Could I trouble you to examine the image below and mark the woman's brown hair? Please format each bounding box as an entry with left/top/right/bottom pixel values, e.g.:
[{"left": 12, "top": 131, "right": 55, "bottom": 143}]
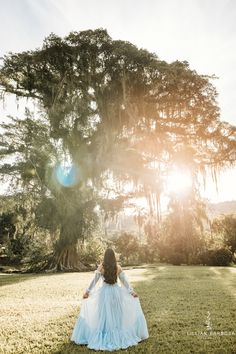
[{"left": 102, "top": 248, "right": 117, "bottom": 284}]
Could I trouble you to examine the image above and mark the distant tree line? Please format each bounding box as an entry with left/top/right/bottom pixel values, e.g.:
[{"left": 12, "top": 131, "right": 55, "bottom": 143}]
[{"left": 0, "top": 191, "right": 235, "bottom": 270}]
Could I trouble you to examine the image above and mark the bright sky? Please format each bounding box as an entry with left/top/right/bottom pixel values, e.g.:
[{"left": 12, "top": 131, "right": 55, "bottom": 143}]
[{"left": 0, "top": 0, "right": 236, "bottom": 202}]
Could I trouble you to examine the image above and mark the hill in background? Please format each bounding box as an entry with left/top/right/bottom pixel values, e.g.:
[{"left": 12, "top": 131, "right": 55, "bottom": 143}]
[{"left": 207, "top": 200, "right": 236, "bottom": 219}]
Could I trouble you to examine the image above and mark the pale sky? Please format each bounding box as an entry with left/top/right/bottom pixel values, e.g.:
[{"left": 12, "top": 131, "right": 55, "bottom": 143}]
[{"left": 0, "top": 0, "right": 236, "bottom": 202}]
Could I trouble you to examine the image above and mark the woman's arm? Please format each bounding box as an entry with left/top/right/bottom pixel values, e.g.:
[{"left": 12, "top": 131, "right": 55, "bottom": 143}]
[
  {"left": 118, "top": 266, "right": 138, "bottom": 297},
  {"left": 83, "top": 266, "right": 102, "bottom": 298}
]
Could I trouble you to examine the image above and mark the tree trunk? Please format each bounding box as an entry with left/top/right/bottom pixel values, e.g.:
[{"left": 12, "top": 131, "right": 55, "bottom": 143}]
[{"left": 46, "top": 243, "right": 90, "bottom": 272}]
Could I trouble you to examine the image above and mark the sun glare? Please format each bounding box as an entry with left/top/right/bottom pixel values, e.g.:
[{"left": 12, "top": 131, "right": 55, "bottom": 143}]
[{"left": 166, "top": 170, "right": 192, "bottom": 195}]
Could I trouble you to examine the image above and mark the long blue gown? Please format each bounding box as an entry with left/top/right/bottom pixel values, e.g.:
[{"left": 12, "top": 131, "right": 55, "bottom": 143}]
[{"left": 70, "top": 268, "right": 149, "bottom": 351}]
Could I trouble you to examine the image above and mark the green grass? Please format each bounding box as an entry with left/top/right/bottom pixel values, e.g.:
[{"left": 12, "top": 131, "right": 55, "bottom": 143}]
[{"left": 0, "top": 265, "right": 236, "bottom": 354}]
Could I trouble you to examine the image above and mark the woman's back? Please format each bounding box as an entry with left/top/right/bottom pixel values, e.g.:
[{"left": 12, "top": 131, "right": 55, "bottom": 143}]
[
  {"left": 98, "top": 262, "right": 122, "bottom": 284},
  {"left": 98, "top": 262, "right": 122, "bottom": 275},
  {"left": 71, "top": 248, "right": 149, "bottom": 350}
]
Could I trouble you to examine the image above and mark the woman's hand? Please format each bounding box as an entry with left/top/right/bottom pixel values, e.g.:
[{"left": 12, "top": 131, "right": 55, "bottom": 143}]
[
  {"left": 131, "top": 291, "right": 138, "bottom": 298},
  {"left": 83, "top": 291, "right": 89, "bottom": 299}
]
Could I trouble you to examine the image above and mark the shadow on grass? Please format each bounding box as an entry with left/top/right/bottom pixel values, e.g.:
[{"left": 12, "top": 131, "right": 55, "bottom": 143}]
[
  {"left": 0, "top": 271, "right": 76, "bottom": 287},
  {"left": 0, "top": 264, "right": 158, "bottom": 289},
  {"left": 0, "top": 263, "right": 162, "bottom": 288}
]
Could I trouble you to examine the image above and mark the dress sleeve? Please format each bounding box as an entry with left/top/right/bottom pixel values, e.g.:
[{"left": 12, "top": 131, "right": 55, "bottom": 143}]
[
  {"left": 86, "top": 270, "right": 102, "bottom": 294},
  {"left": 118, "top": 271, "right": 134, "bottom": 294}
]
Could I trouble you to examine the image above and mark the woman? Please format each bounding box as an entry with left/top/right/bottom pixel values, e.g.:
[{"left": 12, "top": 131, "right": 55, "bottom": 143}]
[{"left": 71, "top": 248, "right": 149, "bottom": 351}]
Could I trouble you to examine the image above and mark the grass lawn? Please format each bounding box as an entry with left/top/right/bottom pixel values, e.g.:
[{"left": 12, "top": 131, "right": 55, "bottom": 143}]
[{"left": 0, "top": 264, "right": 235, "bottom": 354}]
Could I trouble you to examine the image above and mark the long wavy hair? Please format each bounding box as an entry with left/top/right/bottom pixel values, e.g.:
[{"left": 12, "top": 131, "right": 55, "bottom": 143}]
[{"left": 102, "top": 248, "right": 118, "bottom": 284}]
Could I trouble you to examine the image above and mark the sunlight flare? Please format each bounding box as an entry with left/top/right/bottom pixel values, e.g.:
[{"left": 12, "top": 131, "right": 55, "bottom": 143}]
[{"left": 166, "top": 169, "right": 192, "bottom": 195}]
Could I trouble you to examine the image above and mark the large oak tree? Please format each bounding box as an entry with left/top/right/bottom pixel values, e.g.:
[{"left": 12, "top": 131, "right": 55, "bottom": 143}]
[{"left": 0, "top": 29, "right": 235, "bottom": 270}]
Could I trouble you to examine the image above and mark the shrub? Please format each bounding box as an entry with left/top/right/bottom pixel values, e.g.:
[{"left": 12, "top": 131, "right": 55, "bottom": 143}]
[
  {"left": 200, "top": 250, "right": 213, "bottom": 265},
  {"left": 232, "top": 253, "right": 236, "bottom": 264},
  {"left": 79, "top": 238, "right": 106, "bottom": 266},
  {"left": 211, "top": 248, "right": 233, "bottom": 266},
  {"left": 200, "top": 247, "right": 233, "bottom": 266},
  {"left": 137, "top": 243, "right": 160, "bottom": 264},
  {"left": 168, "top": 252, "right": 183, "bottom": 265}
]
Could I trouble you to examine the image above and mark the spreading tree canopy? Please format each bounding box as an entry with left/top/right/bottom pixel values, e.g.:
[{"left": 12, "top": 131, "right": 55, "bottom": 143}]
[{"left": 0, "top": 28, "right": 235, "bottom": 270}]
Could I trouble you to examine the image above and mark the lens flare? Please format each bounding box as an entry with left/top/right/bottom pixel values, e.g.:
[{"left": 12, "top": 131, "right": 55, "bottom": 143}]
[{"left": 54, "top": 162, "right": 80, "bottom": 187}]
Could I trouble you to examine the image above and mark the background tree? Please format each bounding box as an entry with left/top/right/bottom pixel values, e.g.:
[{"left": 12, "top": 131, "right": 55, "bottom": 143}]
[
  {"left": 0, "top": 192, "right": 52, "bottom": 268},
  {"left": 114, "top": 232, "right": 139, "bottom": 264},
  {"left": 211, "top": 214, "right": 236, "bottom": 255},
  {"left": 157, "top": 192, "right": 208, "bottom": 265}
]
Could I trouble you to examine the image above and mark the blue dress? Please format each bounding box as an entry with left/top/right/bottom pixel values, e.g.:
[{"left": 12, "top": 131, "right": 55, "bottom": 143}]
[{"left": 70, "top": 268, "right": 149, "bottom": 351}]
